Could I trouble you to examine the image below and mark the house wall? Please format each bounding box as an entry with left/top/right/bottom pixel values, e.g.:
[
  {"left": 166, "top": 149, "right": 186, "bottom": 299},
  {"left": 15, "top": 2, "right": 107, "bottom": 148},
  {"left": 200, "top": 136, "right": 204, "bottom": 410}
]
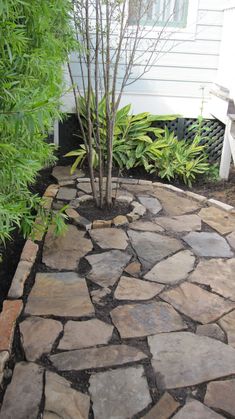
[{"left": 63, "top": 0, "right": 225, "bottom": 118}]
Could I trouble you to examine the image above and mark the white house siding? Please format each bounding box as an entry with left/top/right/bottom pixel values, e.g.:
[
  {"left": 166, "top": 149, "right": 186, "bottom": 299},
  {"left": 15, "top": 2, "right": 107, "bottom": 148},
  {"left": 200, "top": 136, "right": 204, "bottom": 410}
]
[{"left": 63, "top": 0, "right": 225, "bottom": 118}]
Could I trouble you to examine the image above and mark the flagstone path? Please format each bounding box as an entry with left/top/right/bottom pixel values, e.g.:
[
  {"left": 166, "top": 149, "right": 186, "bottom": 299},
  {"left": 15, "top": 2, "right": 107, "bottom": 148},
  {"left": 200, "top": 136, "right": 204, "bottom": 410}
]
[{"left": 1, "top": 171, "right": 235, "bottom": 418}]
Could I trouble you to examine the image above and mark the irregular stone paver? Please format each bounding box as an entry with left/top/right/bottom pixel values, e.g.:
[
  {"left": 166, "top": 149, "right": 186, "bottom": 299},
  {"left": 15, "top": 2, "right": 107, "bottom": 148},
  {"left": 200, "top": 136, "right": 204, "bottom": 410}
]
[
  {"left": 114, "top": 276, "right": 164, "bottom": 300},
  {"left": 196, "top": 324, "right": 225, "bottom": 342},
  {"left": 153, "top": 187, "right": 200, "bottom": 215},
  {"left": 144, "top": 250, "right": 195, "bottom": 284},
  {"left": 115, "top": 189, "right": 134, "bottom": 203},
  {"left": 138, "top": 195, "right": 162, "bottom": 214},
  {"left": 129, "top": 220, "right": 164, "bottom": 232},
  {"left": 8, "top": 260, "right": 32, "bottom": 298},
  {"left": 0, "top": 351, "right": 9, "bottom": 374},
  {"left": 19, "top": 317, "right": 63, "bottom": 361},
  {"left": 43, "top": 225, "right": 93, "bottom": 270},
  {"left": 149, "top": 332, "right": 235, "bottom": 389},
  {"left": 112, "top": 215, "right": 128, "bottom": 226},
  {"left": 25, "top": 272, "right": 94, "bottom": 317},
  {"left": 219, "top": 310, "right": 235, "bottom": 348},
  {"left": 172, "top": 399, "right": 224, "bottom": 419},
  {"left": 204, "top": 379, "right": 235, "bottom": 417},
  {"left": 89, "top": 366, "right": 151, "bottom": 419},
  {"left": 143, "top": 392, "right": 180, "bottom": 419},
  {"left": 0, "top": 300, "right": 23, "bottom": 351},
  {"left": 44, "top": 371, "right": 90, "bottom": 419},
  {"left": 77, "top": 182, "right": 93, "bottom": 194},
  {"left": 189, "top": 258, "right": 235, "bottom": 300},
  {"left": 111, "top": 302, "right": 186, "bottom": 338},
  {"left": 124, "top": 261, "right": 142, "bottom": 276},
  {"left": 227, "top": 231, "right": 235, "bottom": 249},
  {"left": 160, "top": 282, "right": 234, "bottom": 323},
  {"left": 122, "top": 183, "right": 154, "bottom": 194},
  {"left": 89, "top": 228, "right": 129, "bottom": 250},
  {"left": 184, "top": 231, "right": 233, "bottom": 257},
  {"left": 155, "top": 214, "right": 201, "bottom": 232},
  {"left": 21, "top": 240, "right": 39, "bottom": 263},
  {"left": 90, "top": 287, "right": 111, "bottom": 306},
  {"left": 128, "top": 230, "right": 183, "bottom": 269},
  {"left": 52, "top": 165, "right": 84, "bottom": 181},
  {"left": 56, "top": 187, "right": 77, "bottom": 201},
  {"left": 85, "top": 250, "right": 131, "bottom": 287},
  {"left": 50, "top": 344, "right": 147, "bottom": 370},
  {"left": 198, "top": 206, "right": 235, "bottom": 235},
  {"left": 0, "top": 362, "right": 43, "bottom": 419},
  {"left": 58, "top": 319, "right": 113, "bottom": 350}
]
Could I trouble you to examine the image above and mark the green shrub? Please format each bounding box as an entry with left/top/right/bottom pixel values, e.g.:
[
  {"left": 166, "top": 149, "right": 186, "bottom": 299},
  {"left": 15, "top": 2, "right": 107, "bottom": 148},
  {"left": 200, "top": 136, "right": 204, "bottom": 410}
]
[{"left": 0, "top": 0, "right": 74, "bottom": 244}]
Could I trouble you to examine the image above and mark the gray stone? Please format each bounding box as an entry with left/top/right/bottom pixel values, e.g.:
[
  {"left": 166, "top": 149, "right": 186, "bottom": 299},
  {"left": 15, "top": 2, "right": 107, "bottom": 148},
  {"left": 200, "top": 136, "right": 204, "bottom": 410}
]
[
  {"left": 183, "top": 232, "right": 233, "bottom": 258},
  {"left": 138, "top": 195, "right": 162, "bottom": 214},
  {"left": 114, "top": 276, "right": 164, "bottom": 300},
  {"left": 153, "top": 187, "right": 200, "bottom": 215},
  {"left": 50, "top": 344, "right": 148, "bottom": 371},
  {"left": 111, "top": 302, "right": 186, "bottom": 338},
  {"left": 172, "top": 399, "right": 224, "bottom": 419},
  {"left": 44, "top": 371, "right": 90, "bottom": 419},
  {"left": 0, "top": 362, "right": 43, "bottom": 419},
  {"left": 52, "top": 166, "right": 84, "bottom": 182},
  {"left": 129, "top": 220, "right": 164, "bottom": 233},
  {"left": 227, "top": 231, "right": 235, "bottom": 250},
  {"left": 198, "top": 206, "right": 235, "bottom": 235},
  {"left": 189, "top": 258, "right": 235, "bottom": 300},
  {"left": 58, "top": 319, "right": 113, "bottom": 350},
  {"left": 155, "top": 214, "right": 201, "bottom": 232},
  {"left": 196, "top": 324, "right": 225, "bottom": 342},
  {"left": 85, "top": 250, "right": 131, "bottom": 287},
  {"left": 0, "top": 351, "right": 9, "bottom": 373},
  {"left": 219, "top": 310, "right": 235, "bottom": 348},
  {"left": 89, "top": 228, "right": 129, "bottom": 250},
  {"left": 43, "top": 225, "right": 93, "bottom": 270},
  {"left": 160, "top": 282, "right": 234, "bottom": 323},
  {"left": 20, "top": 317, "right": 63, "bottom": 361},
  {"left": 8, "top": 260, "right": 32, "bottom": 298},
  {"left": 122, "top": 183, "right": 154, "bottom": 194},
  {"left": 56, "top": 187, "right": 77, "bottom": 201},
  {"left": 144, "top": 250, "right": 195, "bottom": 284},
  {"left": 25, "top": 272, "right": 94, "bottom": 317},
  {"left": 205, "top": 379, "right": 235, "bottom": 417},
  {"left": 77, "top": 182, "right": 93, "bottom": 194},
  {"left": 89, "top": 366, "right": 151, "bottom": 419},
  {"left": 115, "top": 189, "right": 134, "bottom": 203},
  {"left": 143, "top": 392, "right": 180, "bottom": 419},
  {"left": 148, "top": 332, "right": 235, "bottom": 389},
  {"left": 128, "top": 230, "right": 183, "bottom": 269},
  {"left": 90, "top": 287, "right": 111, "bottom": 306}
]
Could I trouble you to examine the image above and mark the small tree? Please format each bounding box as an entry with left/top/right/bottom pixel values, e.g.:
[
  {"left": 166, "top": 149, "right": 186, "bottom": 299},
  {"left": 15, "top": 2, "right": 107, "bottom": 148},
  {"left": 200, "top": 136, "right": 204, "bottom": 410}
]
[{"left": 69, "top": 0, "right": 182, "bottom": 207}]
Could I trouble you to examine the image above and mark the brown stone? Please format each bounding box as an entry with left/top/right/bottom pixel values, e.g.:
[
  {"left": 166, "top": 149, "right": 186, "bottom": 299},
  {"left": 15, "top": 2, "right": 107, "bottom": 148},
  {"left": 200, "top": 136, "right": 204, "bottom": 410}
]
[
  {"left": 42, "top": 196, "right": 53, "bottom": 210},
  {"left": 0, "top": 300, "right": 22, "bottom": 351},
  {"left": 227, "top": 231, "right": 235, "bottom": 250},
  {"left": 205, "top": 379, "right": 235, "bottom": 417},
  {"left": 160, "top": 282, "right": 234, "bottom": 323},
  {"left": 198, "top": 206, "right": 235, "bottom": 235},
  {"left": 90, "top": 287, "right": 111, "bottom": 306},
  {"left": 92, "top": 219, "right": 112, "bottom": 229},
  {"left": 42, "top": 225, "right": 93, "bottom": 270},
  {"left": 155, "top": 214, "right": 201, "bottom": 232},
  {"left": 58, "top": 319, "right": 113, "bottom": 350},
  {"left": 124, "top": 261, "right": 142, "bottom": 276},
  {"left": 111, "top": 302, "right": 186, "bottom": 338},
  {"left": 122, "top": 183, "right": 154, "bottom": 194},
  {"left": 112, "top": 215, "right": 128, "bottom": 226},
  {"left": 172, "top": 399, "right": 224, "bottom": 419},
  {"left": 219, "top": 310, "right": 235, "bottom": 348},
  {"left": 44, "top": 184, "right": 59, "bottom": 198},
  {"left": 52, "top": 166, "right": 84, "bottom": 181},
  {"left": 8, "top": 260, "right": 32, "bottom": 298},
  {"left": 0, "top": 351, "right": 9, "bottom": 374},
  {"left": 196, "top": 324, "right": 225, "bottom": 342},
  {"left": 89, "top": 228, "right": 129, "bottom": 250},
  {"left": 143, "top": 392, "right": 180, "bottom": 419},
  {"left": 25, "top": 272, "right": 94, "bottom": 317},
  {"left": 20, "top": 317, "right": 63, "bottom": 361},
  {"left": 50, "top": 344, "right": 148, "bottom": 371},
  {"left": 153, "top": 187, "right": 199, "bottom": 215},
  {"left": 129, "top": 220, "right": 164, "bottom": 233},
  {"left": 114, "top": 276, "right": 164, "bottom": 300},
  {"left": 20, "top": 240, "right": 39, "bottom": 263}
]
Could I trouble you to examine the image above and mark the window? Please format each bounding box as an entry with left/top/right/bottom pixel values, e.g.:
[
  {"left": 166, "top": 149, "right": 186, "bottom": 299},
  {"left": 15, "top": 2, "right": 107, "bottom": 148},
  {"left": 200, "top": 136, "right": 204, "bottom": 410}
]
[{"left": 128, "top": 0, "right": 189, "bottom": 28}]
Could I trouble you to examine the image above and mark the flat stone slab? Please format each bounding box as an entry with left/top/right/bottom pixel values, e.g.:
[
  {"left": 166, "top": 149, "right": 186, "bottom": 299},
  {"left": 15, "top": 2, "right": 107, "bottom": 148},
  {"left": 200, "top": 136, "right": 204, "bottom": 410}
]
[
  {"left": 198, "top": 206, "right": 235, "bottom": 235},
  {"left": 196, "top": 324, "right": 225, "bottom": 342},
  {"left": 148, "top": 332, "right": 235, "bottom": 389},
  {"left": 124, "top": 261, "right": 142, "bottom": 276},
  {"left": 114, "top": 276, "right": 164, "bottom": 300},
  {"left": 172, "top": 399, "right": 224, "bottom": 419},
  {"left": 58, "top": 319, "right": 113, "bottom": 350},
  {"left": 0, "top": 300, "right": 23, "bottom": 352},
  {"left": 0, "top": 362, "right": 43, "bottom": 419},
  {"left": 155, "top": 214, "right": 201, "bottom": 232},
  {"left": 25, "top": 272, "right": 94, "bottom": 317},
  {"left": 50, "top": 344, "right": 147, "bottom": 371},
  {"left": 160, "top": 282, "right": 234, "bottom": 323},
  {"left": 89, "top": 366, "right": 151, "bottom": 419},
  {"left": 44, "top": 371, "right": 90, "bottom": 419},
  {"left": 144, "top": 250, "right": 195, "bottom": 285},
  {"left": 205, "top": 379, "right": 235, "bottom": 417},
  {"left": 89, "top": 228, "right": 129, "bottom": 250},
  {"left": 189, "top": 258, "right": 235, "bottom": 300},
  {"left": 227, "top": 231, "right": 235, "bottom": 250},
  {"left": 184, "top": 232, "right": 233, "bottom": 258},
  {"left": 153, "top": 188, "right": 200, "bottom": 215},
  {"left": 52, "top": 166, "right": 84, "bottom": 181},
  {"left": 128, "top": 230, "right": 183, "bottom": 269},
  {"left": 43, "top": 225, "right": 93, "bottom": 270},
  {"left": 138, "top": 195, "right": 162, "bottom": 214},
  {"left": 20, "top": 317, "right": 63, "bottom": 361},
  {"left": 219, "top": 310, "right": 235, "bottom": 348},
  {"left": 77, "top": 182, "right": 93, "bottom": 194},
  {"left": 85, "top": 250, "right": 131, "bottom": 287},
  {"left": 143, "top": 392, "right": 180, "bottom": 419},
  {"left": 129, "top": 220, "right": 164, "bottom": 233},
  {"left": 111, "top": 302, "right": 186, "bottom": 338},
  {"left": 56, "top": 187, "right": 77, "bottom": 201}
]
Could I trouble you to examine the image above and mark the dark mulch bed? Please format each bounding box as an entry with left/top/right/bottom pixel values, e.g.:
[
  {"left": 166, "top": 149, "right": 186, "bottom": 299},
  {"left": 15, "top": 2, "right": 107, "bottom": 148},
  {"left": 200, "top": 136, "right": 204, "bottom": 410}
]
[{"left": 78, "top": 199, "right": 130, "bottom": 221}]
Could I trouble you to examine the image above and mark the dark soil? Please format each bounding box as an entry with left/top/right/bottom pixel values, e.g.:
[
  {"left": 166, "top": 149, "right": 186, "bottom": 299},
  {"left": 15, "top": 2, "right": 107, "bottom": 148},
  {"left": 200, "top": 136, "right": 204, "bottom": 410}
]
[{"left": 77, "top": 199, "right": 131, "bottom": 221}]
